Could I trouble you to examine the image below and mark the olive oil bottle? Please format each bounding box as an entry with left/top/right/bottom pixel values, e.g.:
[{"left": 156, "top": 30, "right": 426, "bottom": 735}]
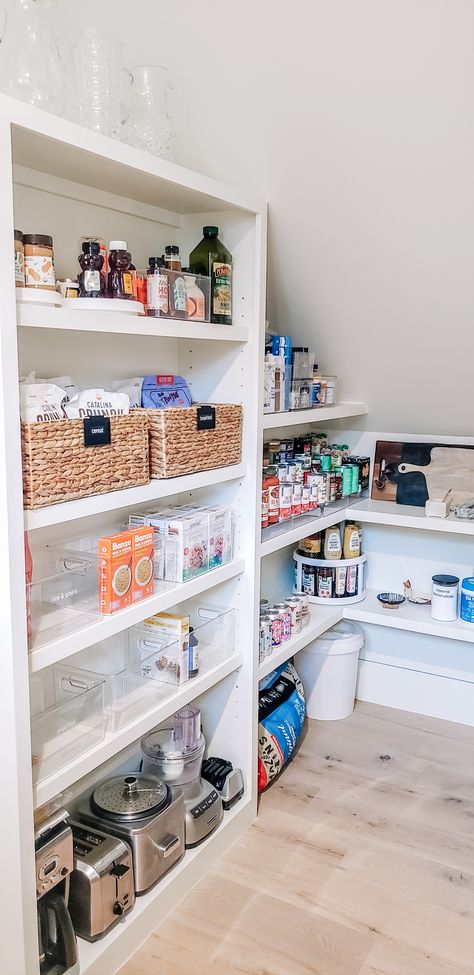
[{"left": 189, "top": 226, "right": 232, "bottom": 325}]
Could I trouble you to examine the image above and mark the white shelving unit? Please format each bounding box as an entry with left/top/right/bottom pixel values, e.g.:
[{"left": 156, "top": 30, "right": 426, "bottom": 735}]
[
  {"left": 0, "top": 95, "right": 266, "bottom": 975},
  {"left": 262, "top": 402, "right": 367, "bottom": 430},
  {"left": 258, "top": 605, "right": 342, "bottom": 680}
]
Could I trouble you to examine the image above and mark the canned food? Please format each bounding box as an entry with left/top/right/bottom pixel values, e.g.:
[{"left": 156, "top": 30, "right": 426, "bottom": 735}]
[
  {"left": 286, "top": 461, "right": 297, "bottom": 483},
  {"left": 279, "top": 482, "right": 293, "bottom": 520},
  {"left": 277, "top": 462, "right": 289, "bottom": 482},
  {"left": 317, "top": 474, "right": 329, "bottom": 505},
  {"left": 301, "top": 484, "right": 311, "bottom": 512},
  {"left": 259, "top": 614, "right": 273, "bottom": 658},
  {"left": 286, "top": 597, "right": 302, "bottom": 634},
  {"left": 309, "top": 484, "right": 318, "bottom": 510},
  {"left": 260, "top": 598, "right": 269, "bottom": 613},
  {"left": 274, "top": 603, "right": 291, "bottom": 641},
  {"left": 299, "top": 592, "right": 309, "bottom": 626},
  {"left": 292, "top": 482, "right": 302, "bottom": 517},
  {"left": 267, "top": 610, "right": 282, "bottom": 646}
]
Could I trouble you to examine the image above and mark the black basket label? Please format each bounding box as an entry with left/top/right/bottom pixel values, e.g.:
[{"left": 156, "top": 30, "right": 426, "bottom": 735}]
[
  {"left": 197, "top": 406, "right": 216, "bottom": 431},
  {"left": 83, "top": 416, "right": 111, "bottom": 447}
]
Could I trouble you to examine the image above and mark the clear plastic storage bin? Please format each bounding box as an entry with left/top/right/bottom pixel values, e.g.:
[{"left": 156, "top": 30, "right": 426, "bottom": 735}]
[
  {"left": 30, "top": 666, "right": 106, "bottom": 784},
  {"left": 28, "top": 549, "right": 100, "bottom": 651}
]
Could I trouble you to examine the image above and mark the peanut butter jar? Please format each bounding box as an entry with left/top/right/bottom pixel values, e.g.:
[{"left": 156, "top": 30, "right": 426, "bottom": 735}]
[{"left": 24, "top": 234, "right": 55, "bottom": 291}]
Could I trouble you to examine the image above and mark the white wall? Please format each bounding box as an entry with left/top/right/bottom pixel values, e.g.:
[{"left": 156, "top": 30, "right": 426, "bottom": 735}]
[{"left": 56, "top": 0, "right": 474, "bottom": 435}]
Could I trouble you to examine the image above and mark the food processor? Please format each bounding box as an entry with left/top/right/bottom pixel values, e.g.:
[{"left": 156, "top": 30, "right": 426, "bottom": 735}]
[{"left": 141, "top": 707, "right": 223, "bottom": 848}]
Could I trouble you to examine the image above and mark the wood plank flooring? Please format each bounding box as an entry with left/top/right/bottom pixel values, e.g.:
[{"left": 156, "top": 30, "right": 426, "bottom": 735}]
[{"left": 119, "top": 702, "right": 474, "bottom": 975}]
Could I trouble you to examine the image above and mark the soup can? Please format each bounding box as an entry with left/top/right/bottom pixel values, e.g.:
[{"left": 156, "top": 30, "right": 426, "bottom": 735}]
[
  {"left": 259, "top": 615, "right": 273, "bottom": 658},
  {"left": 286, "top": 596, "right": 302, "bottom": 634},
  {"left": 274, "top": 602, "right": 291, "bottom": 642},
  {"left": 267, "top": 610, "right": 282, "bottom": 646}
]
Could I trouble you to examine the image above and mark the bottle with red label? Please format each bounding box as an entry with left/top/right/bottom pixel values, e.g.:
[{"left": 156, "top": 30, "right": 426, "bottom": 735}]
[
  {"left": 261, "top": 475, "right": 269, "bottom": 529},
  {"left": 263, "top": 467, "right": 280, "bottom": 525}
]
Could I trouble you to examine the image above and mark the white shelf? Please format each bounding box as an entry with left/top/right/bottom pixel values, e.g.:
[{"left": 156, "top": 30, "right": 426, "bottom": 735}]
[
  {"left": 346, "top": 588, "right": 474, "bottom": 644},
  {"left": 78, "top": 798, "right": 254, "bottom": 975},
  {"left": 258, "top": 605, "right": 342, "bottom": 680},
  {"left": 350, "top": 498, "right": 474, "bottom": 536},
  {"left": 29, "top": 558, "right": 245, "bottom": 672},
  {"left": 260, "top": 505, "right": 348, "bottom": 557},
  {"left": 262, "top": 402, "right": 367, "bottom": 430},
  {"left": 17, "top": 303, "right": 249, "bottom": 343},
  {"left": 25, "top": 463, "right": 247, "bottom": 531},
  {"left": 34, "top": 651, "right": 243, "bottom": 809}
]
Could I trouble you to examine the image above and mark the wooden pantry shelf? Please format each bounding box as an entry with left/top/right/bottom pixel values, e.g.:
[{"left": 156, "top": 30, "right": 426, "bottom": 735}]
[
  {"left": 345, "top": 588, "right": 474, "bottom": 643},
  {"left": 24, "top": 462, "right": 247, "bottom": 530},
  {"left": 262, "top": 402, "right": 367, "bottom": 430},
  {"left": 29, "top": 558, "right": 245, "bottom": 672},
  {"left": 33, "top": 650, "right": 243, "bottom": 808},
  {"left": 17, "top": 303, "right": 250, "bottom": 342},
  {"left": 350, "top": 498, "right": 474, "bottom": 536},
  {"left": 258, "top": 605, "right": 342, "bottom": 680}
]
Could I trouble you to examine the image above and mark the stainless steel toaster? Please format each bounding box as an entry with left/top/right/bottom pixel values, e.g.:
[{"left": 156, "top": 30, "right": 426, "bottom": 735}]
[{"left": 68, "top": 821, "right": 135, "bottom": 942}]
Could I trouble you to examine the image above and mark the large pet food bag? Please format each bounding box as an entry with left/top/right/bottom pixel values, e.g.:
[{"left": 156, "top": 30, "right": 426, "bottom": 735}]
[{"left": 258, "top": 662, "right": 306, "bottom": 792}]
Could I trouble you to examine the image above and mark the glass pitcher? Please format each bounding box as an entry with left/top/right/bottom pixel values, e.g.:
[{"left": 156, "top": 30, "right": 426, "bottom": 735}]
[
  {"left": 122, "top": 65, "right": 176, "bottom": 161},
  {"left": 0, "top": 0, "right": 65, "bottom": 116},
  {"left": 68, "top": 27, "right": 122, "bottom": 138}
]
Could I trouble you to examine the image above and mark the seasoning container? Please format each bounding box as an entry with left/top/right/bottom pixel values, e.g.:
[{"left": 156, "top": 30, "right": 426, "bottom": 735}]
[
  {"left": 108, "top": 241, "right": 134, "bottom": 299},
  {"left": 78, "top": 240, "right": 106, "bottom": 297},
  {"left": 431, "top": 574, "right": 459, "bottom": 621},
  {"left": 24, "top": 234, "right": 55, "bottom": 291},
  {"left": 460, "top": 578, "right": 474, "bottom": 623},
  {"left": 14, "top": 230, "right": 24, "bottom": 287},
  {"left": 147, "top": 257, "right": 169, "bottom": 317}
]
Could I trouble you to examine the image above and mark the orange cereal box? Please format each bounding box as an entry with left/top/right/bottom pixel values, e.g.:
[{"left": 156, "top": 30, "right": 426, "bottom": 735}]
[
  {"left": 131, "top": 525, "right": 155, "bottom": 603},
  {"left": 99, "top": 531, "right": 133, "bottom": 614}
]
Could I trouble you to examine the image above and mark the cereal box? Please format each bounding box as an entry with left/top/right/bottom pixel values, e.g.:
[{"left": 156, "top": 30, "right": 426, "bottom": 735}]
[
  {"left": 131, "top": 526, "right": 154, "bottom": 603},
  {"left": 98, "top": 531, "right": 133, "bottom": 614},
  {"left": 139, "top": 611, "right": 190, "bottom": 684}
]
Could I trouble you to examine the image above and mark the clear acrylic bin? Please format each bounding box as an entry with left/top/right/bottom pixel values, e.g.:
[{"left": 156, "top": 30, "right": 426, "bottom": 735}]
[
  {"left": 30, "top": 666, "right": 106, "bottom": 784},
  {"left": 63, "top": 602, "right": 237, "bottom": 732},
  {"left": 28, "top": 549, "right": 100, "bottom": 651},
  {"left": 147, "top": 270, "right": 211, "bottom": 322}
]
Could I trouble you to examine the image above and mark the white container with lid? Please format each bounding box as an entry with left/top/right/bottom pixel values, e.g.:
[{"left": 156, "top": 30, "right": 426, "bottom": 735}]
[
  {"left": 297, "top": 621, "right": 364, "bottom": 720},
  {"left": 431, "top": 574, "right": 459, "bottom": 622}
]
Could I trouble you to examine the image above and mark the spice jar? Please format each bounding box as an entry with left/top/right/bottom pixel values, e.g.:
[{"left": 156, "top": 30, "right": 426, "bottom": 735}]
[
  {"left": 14, "top": 230, "right": 24, "bottom": 287},
  {"left": 24, "top": 234, "right": 55, "bottom": 291}
]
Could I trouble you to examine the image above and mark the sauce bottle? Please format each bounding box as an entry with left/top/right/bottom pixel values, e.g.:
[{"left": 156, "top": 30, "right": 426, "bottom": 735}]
[
  {"left": 78, "top": 240, "right": 106, "bottom": 297},
  {"left": 189, "top": 226, "right": 233, "bottom": 325},
  {"left": 147, "top": 257, "right": 169, "bottom": 317},
  {"left": 324, "top": 526, "right": 342, "bottom": 560},
  {"left": 343, "top": 523, "right": 361, "bottom": 559},
  {"left": 264, "top": 467, "right": 280, "bottom": 525},
  {"left": 108, "top": 240, "right": 134, "bottom": 300},
  {"left": 164, "top": 244, "right": 182, "bottom": 270}
]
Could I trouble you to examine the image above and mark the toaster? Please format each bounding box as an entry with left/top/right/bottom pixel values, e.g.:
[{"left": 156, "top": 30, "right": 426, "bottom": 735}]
[{"left": 68, "top": 821, "right": 135, "bottom": 942}]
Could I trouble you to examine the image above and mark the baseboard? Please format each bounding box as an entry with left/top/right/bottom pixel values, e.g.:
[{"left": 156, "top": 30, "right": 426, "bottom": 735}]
[{"left": 357, "top": 657, "right": 474, "bottom": 726}]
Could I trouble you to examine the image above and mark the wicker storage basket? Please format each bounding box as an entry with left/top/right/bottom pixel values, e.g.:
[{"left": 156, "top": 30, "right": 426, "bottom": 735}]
[
  {"left": 22, "top": 413, "right": 150, "bottom": 509},
  {"left": 147, "top": 404, "right": 243, "bottom": 479}
]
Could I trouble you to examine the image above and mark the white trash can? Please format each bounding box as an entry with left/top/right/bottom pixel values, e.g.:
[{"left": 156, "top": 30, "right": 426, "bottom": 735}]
[{"left": 297, "top": 621, "right": 364, "bottom": 720}]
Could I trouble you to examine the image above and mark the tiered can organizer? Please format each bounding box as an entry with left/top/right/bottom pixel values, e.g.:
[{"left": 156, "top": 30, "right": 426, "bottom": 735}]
[{"left": 293, "top": 549, "right": 367, "bottom": 605}]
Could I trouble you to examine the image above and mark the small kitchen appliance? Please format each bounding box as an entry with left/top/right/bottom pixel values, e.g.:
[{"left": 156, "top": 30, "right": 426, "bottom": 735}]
[
  {"left": 35, "top": 807, "right": 79, "bottom": 975},
  {"left": 142, "top": 706, "right": 223, "bottom": 848},
  {"left": 77, "top": 772, "right": 184, "bottom": 895},
  {"left": 201, "top": 757, "right": 244, "bottom": 810},
  {"left": 68, "top": 821, "right": 135, "bottom": 941}
]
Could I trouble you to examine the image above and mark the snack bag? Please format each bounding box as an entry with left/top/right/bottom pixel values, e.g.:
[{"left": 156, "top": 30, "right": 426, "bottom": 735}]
[{"left": 141, "top": 375, "right": 192, "bottom": 409}]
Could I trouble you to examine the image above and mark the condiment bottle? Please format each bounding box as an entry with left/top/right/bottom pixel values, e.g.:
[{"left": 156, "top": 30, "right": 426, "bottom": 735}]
[
  {"left": 108, "top": 240, "right": 134, "bottom": 300},
  {"left": 189, "top": 225, "right": 233, "bottom": 325},
  {"left": 164, "top": 244, "right": 182, "bottom": 270},
  {"left": 343, "top": 523, "right": 361, "bottom": 559},
  {"left": 14, "top": 230, "right": 24, "bottom": 287},
  {"left": 24, "top": 234, "right": 55, "bottom": 291},
  {"left": 147, "top": 257, "right": 169, "bottom": 317},
  {"left": 324, "top": 526, "right": 342, "bottom": 560},
  {"left": 261, "top": 475, "right": 269, "bottom": 529},
  {"left": 78, "top": 240, "right": 106, "bottom": 297}
]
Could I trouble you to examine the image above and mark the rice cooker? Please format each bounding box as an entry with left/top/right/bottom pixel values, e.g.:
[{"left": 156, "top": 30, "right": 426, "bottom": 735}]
[{"left": 77, "top": 772, "right": 184, "bottom": 895}]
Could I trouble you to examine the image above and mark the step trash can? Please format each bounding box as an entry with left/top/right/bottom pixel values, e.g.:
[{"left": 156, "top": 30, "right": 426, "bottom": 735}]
[{"left": 297, "top": 621, "right": 364, "bottom": 720}]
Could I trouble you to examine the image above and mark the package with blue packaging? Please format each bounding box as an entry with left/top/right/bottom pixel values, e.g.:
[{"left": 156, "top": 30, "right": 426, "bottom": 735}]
[
  {"left": 141, "top": 375, "right": 192, "bottom": 409},
  {"left": 258, "top": 661, "right": 306, "bottom": 792}
]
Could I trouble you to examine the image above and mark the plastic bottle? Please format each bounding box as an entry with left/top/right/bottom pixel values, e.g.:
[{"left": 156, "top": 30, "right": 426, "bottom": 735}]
[
  {"left": 78, "top": 240, "right": 106, "bottom": 297},
  {"left": 108, "top": 240, "right": 134, "bottom": 299},
  {"left": 189, "top": 226, "right": 233, "bottom": 325},
  {"left": 343, "top": 523, "right": 361, "bottom": 559},
  {"left": 147, "top": 257, "right": 169, "bottom": 317},
  {"left": 264, "top": 467, "right": 280, "bottom": 525},
  {"left": 324, "top": 526, "right": 342, "bottom": 560}
]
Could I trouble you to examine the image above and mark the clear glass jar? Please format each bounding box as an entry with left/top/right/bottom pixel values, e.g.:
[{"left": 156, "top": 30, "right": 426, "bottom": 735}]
[{"left": 122, "top": 65, "right": 175, "bottom": 160}]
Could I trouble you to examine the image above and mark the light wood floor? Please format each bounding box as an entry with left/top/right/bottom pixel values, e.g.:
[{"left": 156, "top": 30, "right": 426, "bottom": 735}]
[{"left": 119, "top": 701, "right": 474, "bottom": 975}]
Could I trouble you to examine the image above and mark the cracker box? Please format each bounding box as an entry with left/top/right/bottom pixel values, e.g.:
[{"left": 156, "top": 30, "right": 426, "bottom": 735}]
[
  {"left": 164, "top": 511, "right": 210, "bottom": 583},
  {"left": 131, "top": 525, "right": 154, "bottom": 603},
  {"left": 128, "top": 509, "right": 175, "bottom": 581},
  {"left": 140, "top": 611, "right": 190, "bottom": 684},
  {"left": 98, "top": 531, "right": 133, "bottom": 614}
]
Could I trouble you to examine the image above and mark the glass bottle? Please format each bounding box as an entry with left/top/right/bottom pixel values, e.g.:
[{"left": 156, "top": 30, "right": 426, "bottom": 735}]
[
  {"left": 147, "top": 257, "right": 169, "bottom": 318},
  {"left": 189, "top": 226, "right": 233, "bottom": 325},
  {"left": 108, "top": 240, "right": 134, "bottom": 300},
  {"left": 164, "top": 245, "right": 182, "bottom": 270},
  {"left": 78, "top": 241, "right": 106, "bottom": 297}
]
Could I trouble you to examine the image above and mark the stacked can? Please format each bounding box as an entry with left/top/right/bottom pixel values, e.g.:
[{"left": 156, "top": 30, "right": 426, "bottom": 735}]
[{"left": 259, "top": 594, "right": 308, "bottom": 664}]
